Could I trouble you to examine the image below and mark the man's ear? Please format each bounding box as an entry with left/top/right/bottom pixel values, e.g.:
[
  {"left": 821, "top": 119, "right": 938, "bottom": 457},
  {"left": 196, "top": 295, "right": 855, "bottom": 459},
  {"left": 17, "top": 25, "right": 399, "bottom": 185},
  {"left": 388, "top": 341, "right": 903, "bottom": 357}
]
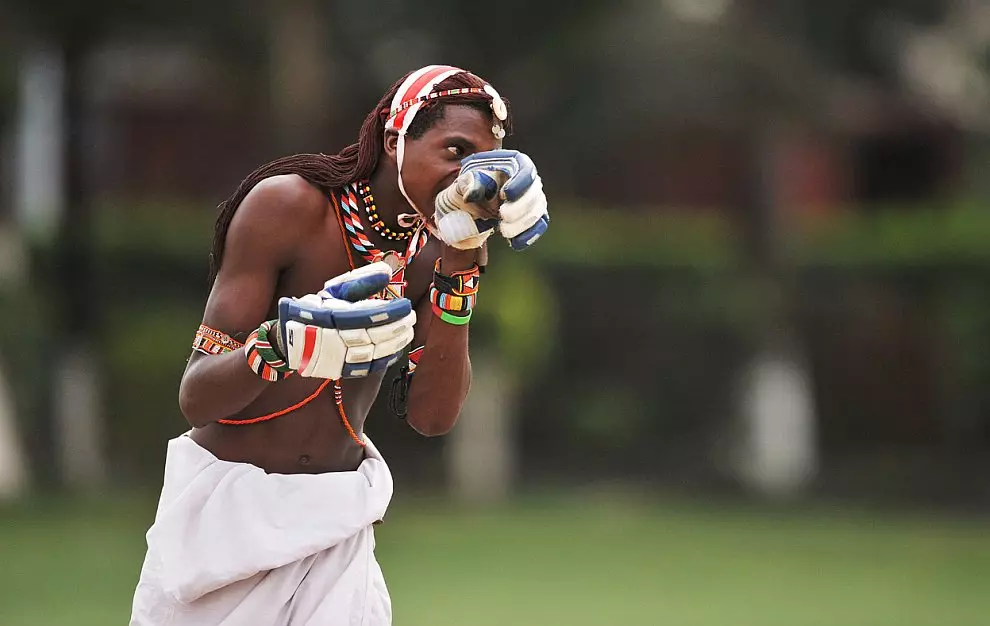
[{"left": 383, "top": 131, "right": 399, "bottom": 159}]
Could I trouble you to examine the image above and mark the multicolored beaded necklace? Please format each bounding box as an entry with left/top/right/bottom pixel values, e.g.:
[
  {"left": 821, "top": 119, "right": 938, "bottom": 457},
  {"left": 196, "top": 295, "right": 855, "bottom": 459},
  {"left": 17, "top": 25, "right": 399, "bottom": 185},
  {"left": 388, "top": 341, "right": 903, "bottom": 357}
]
[{"left": 337, "top": 181, "right": 428, "bottom": 300}]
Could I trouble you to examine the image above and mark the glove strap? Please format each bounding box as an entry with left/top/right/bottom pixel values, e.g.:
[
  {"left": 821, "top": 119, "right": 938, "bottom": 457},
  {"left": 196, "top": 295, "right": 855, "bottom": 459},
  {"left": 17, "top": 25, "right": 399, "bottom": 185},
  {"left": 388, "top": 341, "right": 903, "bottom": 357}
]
[
  {"left": 430, "top": 260, "right": 479, "bottom": 325},
  {"left": 245, "top": 321, "right": 294, "bottom": 381},
  {"left": 389, "top": 346, "right": 424, "bottom": 419},
  {"left": 192, "top": 324, "right": 244, "bottom": 355}
]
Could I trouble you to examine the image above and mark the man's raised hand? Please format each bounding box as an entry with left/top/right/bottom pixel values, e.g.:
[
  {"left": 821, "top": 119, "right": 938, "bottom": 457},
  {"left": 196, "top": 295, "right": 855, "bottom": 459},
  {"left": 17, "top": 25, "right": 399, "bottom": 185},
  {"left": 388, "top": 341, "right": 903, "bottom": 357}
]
[{"left": 433, "top": 149, "right": 549, "bottom": 251}]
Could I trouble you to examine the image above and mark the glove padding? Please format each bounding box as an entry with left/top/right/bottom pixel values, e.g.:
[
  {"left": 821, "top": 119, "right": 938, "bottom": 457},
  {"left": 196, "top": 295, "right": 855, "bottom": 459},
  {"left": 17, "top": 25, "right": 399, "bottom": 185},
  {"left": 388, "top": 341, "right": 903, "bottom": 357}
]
[
  {"left": 433, "top": 150, "right": 549, "bottom": 250},
  {"left": 276, "top": 262, "right": 416, "bottom": 379},
  {"left": 433, "top": 170, "right": 501, "bottom": 250},
  {"left": 460, "top": 150, "right": 549, "bottom": 251}
]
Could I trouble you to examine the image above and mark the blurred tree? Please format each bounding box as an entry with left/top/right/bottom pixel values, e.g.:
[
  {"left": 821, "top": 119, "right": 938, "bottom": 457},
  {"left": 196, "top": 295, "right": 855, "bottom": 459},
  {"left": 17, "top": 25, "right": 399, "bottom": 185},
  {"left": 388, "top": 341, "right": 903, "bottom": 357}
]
[
  {"left": 3, "top": 0, "right": 255, "bottom": 489},
  {"left": 766, "top": 0, "right": 948, "bottom": 81},
  {"left": 267, "top": 0, "right": 333, "bottom": 152}
]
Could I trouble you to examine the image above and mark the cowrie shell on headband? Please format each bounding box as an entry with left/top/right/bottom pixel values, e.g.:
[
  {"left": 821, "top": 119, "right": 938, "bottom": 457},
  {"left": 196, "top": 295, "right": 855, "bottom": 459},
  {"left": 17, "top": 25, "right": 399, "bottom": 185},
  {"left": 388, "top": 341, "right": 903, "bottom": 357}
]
[{"left": 484, "top": 84, "right": 508, "bottom": 121}]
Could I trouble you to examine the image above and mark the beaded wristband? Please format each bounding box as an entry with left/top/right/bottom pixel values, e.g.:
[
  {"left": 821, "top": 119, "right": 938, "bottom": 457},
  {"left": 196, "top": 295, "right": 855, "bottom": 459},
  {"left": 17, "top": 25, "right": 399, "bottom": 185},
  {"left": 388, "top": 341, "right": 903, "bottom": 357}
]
[
  {"left": 431, "top": 304, "right": 472, "bottom": 325},
  {"left": 245, "top": 323, "right": 292, "bottom": 382},
  {"left": 255, "top": 321, "right": 294, "bottom": 373},
  {"left": 429, "top": 286, "right": 475, "bottom": 313},
  {"left": 430, "top": 260, "right": 480, "bottom": 325},
  {"left": 432, "top": 259, "right": 480, "bottom": 296}
]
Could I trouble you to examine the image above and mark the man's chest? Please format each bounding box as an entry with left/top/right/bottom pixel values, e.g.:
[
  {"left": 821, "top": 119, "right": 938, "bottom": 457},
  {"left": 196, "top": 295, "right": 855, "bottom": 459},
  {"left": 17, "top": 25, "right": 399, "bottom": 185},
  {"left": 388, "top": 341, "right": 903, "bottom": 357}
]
[{"left": 284, "top": 231, "right": 440, "bottom": 306}]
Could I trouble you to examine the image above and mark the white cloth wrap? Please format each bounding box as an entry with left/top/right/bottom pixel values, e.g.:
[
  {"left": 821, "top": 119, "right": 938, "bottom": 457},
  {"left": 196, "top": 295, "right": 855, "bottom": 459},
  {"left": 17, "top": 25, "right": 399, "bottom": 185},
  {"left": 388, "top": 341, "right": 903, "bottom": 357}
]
[{"left": 130, "top": 434, "right": 394, "bottom": 626}]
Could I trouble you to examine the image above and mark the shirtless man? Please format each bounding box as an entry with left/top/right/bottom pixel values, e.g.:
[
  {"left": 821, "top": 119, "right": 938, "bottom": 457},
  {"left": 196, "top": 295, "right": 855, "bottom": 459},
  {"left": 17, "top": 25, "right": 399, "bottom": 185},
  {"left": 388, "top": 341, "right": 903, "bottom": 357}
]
[{"left": 129, "top": 65, "right": 549, "bottom": 626}]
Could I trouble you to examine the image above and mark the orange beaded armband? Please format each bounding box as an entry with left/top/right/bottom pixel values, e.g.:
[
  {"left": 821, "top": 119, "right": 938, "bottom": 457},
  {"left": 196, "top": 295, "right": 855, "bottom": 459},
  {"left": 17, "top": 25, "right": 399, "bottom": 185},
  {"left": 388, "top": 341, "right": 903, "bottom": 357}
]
[{"left": 192, "top": 324, "right": 244, "bottom": 355}]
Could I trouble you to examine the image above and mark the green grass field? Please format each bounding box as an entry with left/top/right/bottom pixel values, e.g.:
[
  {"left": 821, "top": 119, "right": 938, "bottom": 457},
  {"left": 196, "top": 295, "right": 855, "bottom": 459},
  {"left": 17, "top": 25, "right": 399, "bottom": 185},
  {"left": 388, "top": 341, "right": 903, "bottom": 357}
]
[{"left": 1, "top": 491, "right": 988, "bottom": 626}]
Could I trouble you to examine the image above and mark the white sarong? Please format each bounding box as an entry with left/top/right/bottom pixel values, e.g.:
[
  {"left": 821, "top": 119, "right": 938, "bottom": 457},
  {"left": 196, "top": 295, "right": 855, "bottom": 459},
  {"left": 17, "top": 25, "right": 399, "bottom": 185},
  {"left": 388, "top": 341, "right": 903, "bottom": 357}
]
[{"left": 130, "top": 433, "right": 393, "bottom": 626}]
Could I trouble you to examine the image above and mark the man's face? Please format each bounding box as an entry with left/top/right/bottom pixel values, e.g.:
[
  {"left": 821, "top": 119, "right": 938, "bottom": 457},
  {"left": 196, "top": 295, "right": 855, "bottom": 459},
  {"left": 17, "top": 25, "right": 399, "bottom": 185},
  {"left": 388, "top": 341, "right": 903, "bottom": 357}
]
[{"left": 398, "top": 104, "right": 502, "bottom": 220}]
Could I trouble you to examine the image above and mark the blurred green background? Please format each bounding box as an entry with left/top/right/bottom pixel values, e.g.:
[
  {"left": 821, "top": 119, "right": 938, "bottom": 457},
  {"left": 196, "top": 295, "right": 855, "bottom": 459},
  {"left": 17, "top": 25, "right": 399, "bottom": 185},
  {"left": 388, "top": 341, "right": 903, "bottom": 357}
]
[{"left": 1, "top": 0, "right": 990, "bottom": 624}]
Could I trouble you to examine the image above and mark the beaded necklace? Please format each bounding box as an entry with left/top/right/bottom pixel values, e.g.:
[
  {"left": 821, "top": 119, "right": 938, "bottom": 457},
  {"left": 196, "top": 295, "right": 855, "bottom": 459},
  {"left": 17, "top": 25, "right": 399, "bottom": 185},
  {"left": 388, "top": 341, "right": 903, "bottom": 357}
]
[
  {"left": 337, "top": 181, "right": 428, "bottom": 300},
  {"left": 328, "top": 182, "right": 428, "bottom": 446},
  {"left": 358, "top": 181, "right": 414, "bottom": 241}
]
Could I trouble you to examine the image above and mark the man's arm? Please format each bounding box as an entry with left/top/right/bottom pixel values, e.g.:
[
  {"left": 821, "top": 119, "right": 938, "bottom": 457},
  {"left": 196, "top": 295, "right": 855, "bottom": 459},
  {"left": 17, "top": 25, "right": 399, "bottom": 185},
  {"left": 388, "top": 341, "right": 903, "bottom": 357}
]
[
  {"left": 403, "top": 247, "right": 477, "bottom": 436},
  {"left": 403, "top": 149, "right": 548, "bottom": 435},
  {"left": 178, "top": 175, "right": 325, "bottom": 428}
]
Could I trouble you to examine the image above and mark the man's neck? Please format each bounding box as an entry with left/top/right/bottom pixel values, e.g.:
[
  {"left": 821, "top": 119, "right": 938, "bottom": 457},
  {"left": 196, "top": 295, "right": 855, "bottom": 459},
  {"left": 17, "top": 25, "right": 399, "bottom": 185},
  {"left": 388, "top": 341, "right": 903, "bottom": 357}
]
[{"left": 367, "top": 167, "right": 414, "bottom": 232}]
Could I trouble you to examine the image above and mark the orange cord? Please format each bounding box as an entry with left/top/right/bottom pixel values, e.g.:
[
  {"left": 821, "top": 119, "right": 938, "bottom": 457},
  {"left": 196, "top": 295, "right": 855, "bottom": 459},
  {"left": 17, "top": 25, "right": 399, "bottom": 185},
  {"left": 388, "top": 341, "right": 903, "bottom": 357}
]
[
  {"left": 334, "top": 380, "right": 366, "bottom": 447},
  {"left": 217, "top": 378, "right": 365, "bottom": 447},
  {"left": 218, "top": 378, "right": 333, "bottom": 425},
  {"left": 329, "top": 193, "right": 365, "bottom": 446}
]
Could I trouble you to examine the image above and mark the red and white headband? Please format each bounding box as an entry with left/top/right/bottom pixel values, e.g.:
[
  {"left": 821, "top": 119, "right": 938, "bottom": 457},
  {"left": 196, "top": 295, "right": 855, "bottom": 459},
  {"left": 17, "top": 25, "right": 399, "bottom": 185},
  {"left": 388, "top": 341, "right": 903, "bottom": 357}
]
[{"left": 385, "top": 65, "right": 508, "bottom": 139}]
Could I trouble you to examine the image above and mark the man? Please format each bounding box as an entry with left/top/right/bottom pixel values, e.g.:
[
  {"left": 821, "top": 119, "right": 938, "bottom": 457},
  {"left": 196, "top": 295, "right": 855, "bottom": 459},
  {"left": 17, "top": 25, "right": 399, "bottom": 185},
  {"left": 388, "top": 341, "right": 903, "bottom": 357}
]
[{"left": 129, "top": 65, "right": 548, "bottom": 626}]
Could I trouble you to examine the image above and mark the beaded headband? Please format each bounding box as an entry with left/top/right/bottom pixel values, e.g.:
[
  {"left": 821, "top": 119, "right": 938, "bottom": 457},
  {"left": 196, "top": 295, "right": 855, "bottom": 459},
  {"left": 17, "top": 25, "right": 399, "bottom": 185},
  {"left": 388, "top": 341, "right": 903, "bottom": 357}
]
[
  {"left": 387, "top": 85, "right": 508, "bottom": 138},
  {"left": 385, "top": 67, "right": 508, "bottom": 140}
]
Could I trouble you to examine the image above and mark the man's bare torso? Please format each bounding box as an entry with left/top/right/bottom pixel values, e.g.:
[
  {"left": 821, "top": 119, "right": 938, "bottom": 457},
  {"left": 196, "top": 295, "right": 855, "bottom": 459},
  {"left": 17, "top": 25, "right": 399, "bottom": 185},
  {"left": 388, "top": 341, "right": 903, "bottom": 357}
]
[{"left": 191, "top": 185, "right": 441, "bottom": 474}]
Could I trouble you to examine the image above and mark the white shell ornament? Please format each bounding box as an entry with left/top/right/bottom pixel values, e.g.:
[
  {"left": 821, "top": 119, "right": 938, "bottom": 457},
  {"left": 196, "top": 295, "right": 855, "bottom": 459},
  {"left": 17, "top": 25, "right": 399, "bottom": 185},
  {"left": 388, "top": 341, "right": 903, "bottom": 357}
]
[{"left": 484, "top": 84, "right": 508, "bottom": 121}]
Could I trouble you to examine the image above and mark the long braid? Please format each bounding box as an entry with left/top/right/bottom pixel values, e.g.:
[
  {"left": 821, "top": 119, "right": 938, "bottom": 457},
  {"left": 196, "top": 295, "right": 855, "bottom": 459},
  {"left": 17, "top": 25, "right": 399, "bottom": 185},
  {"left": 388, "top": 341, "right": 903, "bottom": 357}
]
[
  {"left": 207, "top": 70, "right": 512, "bottom": 286},
  {"left": 207, "top": 91, "right": 389, "bottom": 284}
]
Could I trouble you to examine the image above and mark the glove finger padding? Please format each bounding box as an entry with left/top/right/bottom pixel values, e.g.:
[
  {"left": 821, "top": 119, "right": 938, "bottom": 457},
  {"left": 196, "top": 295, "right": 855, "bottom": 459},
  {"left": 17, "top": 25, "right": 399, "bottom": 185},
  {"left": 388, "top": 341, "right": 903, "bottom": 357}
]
[
  {"left": 495, "top": 151, "right": 537, "bottom": 202},
  {"left": 280, "top": 306, "right": 416, "bottom": 379},
  {"left": 460, "top": 149, "right": 528, "bottom": 183},
  {"left": 499, "top": 174, "right": 549, "bottom": 249},
  {"left": 498, "top": 174, "right": 543, "bottom": 224},
  {"left": 321, "top": 261, "right": 392, "bottom": 302},
  {"left": 457, "top": 150, "right": 549, "bottom": 251}
]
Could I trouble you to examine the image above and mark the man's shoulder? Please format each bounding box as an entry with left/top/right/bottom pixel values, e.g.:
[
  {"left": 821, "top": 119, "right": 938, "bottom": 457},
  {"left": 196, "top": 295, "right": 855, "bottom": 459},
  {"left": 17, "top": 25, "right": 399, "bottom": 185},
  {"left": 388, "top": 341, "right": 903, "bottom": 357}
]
[
  {"left": 239, "top": 174, "right": 330, "bottom": 224},
  {"left": 223, "top": 173, "right": 336, "bottom": 260}
]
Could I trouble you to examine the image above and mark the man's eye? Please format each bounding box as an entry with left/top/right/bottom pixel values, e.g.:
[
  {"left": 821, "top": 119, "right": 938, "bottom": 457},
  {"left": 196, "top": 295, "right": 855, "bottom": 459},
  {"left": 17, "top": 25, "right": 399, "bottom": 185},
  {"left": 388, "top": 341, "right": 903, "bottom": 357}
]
[{"left": 447, "top": 145, "right": 465, "bottom": 158}]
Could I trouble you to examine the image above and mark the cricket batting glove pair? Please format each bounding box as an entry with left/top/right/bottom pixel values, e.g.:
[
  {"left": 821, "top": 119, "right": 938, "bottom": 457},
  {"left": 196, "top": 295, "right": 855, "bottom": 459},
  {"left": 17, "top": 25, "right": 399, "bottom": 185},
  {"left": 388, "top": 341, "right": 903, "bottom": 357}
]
[
  {"left": 274, "top": 262, "right": 415, "bottom": 380},
  {"left": 433, "top": 150, "right": 549, "bottom": 251},
  {"left": 270, "top": 150, "right": 548, "bottom": 380}
]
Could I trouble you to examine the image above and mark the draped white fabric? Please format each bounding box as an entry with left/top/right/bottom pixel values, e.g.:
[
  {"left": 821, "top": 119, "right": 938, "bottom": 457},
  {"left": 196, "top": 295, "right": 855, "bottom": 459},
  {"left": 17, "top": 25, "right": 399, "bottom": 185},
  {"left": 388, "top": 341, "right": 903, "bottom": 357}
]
[{"left": 130, "top": 434, "right": 393, "bottom": 626}]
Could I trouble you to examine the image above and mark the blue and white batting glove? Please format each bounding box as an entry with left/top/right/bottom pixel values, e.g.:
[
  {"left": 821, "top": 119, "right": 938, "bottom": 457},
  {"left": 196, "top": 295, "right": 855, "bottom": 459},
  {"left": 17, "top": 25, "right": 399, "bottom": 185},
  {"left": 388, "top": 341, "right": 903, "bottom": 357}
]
[
  {"left": 275, "top": 262, "right": 416, "bottom": 379},
  {"left": 460, "top": 150, "right": 549, "bottom": 251}
]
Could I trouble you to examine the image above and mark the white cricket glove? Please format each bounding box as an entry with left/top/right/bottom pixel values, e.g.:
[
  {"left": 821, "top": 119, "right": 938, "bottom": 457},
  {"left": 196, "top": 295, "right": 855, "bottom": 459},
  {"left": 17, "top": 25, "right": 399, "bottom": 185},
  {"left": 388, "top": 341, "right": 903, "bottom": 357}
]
[
  {"left": 433, "top": 149, "right": 549, "bottom": 251},
  {"left": 275, "top": 262, "right": 415, "bottom": 379}
]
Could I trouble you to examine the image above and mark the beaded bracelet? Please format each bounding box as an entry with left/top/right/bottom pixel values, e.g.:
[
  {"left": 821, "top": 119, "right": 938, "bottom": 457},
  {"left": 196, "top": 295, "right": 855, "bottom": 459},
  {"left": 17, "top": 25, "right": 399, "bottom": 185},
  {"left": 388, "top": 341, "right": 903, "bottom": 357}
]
[
  {"left": 430, "top": 260, "right": 480, "bottom": 325},
  {"left": 431, "top": 304, "right": 472, "bottom": 325},
  {"left": 245, "top": 321, "right": 293, "bottom": 381},
  {"left": 432, "top": 259, "right": 480, "bottom": 296}
]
